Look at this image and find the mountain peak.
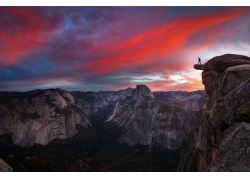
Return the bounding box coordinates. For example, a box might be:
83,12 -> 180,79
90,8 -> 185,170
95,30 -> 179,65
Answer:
132,84 -> 154,99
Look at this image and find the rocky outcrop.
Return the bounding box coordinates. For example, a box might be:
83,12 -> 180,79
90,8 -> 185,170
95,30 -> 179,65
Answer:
49,91 -> 67,108
0,158 -> 13,172
107,85 -> 198,149
202,54 -> 250,74
62,92 -> 75,104
178,54 -> 250,172
0,89 -> 90,147
193,64 -> 210,71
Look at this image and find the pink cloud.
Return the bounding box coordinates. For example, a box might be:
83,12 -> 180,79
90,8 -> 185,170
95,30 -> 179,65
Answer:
0,7 -> 61,67
77,7 -> 249,76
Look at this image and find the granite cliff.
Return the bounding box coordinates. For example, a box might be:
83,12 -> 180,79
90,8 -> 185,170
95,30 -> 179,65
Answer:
107,85 -> 198,149
0,84 -> 202,150
178,54 -> 250,172
0,88 -> 91,147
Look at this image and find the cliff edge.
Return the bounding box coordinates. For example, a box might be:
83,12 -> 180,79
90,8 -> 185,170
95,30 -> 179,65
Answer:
178,54 -> 250,172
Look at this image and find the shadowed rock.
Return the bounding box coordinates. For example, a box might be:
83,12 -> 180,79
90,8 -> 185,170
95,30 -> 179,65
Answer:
220,65 -> 250,95
179,54 -> 250,172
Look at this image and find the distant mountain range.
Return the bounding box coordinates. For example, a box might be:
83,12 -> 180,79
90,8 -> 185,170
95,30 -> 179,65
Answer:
2,53 -> 250,172
0,86 -> 204,149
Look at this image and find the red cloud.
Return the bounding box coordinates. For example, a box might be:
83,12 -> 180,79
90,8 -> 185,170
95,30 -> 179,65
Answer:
79,7 -> 249,76
0,7 -> 60,67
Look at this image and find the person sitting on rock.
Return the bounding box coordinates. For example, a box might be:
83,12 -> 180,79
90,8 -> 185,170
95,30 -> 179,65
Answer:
198,57 -> 201,64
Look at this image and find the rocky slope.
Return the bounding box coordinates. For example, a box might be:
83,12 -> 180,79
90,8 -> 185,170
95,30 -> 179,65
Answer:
106,85 -> 198,149
178,54 -> 250,172
0,88 -> 91,147
70,91 -> 108,117
100,88 -> 134,106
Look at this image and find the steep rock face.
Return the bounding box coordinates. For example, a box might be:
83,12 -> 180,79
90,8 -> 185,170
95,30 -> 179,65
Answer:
178,54 -> 250,172
207,122 -> 250,172
132,85 -> 154,99
107,85 -> 197,149
0,89 -> 90,147
0,158 -> 13,172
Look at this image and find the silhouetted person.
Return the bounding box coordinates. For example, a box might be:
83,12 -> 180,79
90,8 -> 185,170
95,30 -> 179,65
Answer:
198,57 -> 201,64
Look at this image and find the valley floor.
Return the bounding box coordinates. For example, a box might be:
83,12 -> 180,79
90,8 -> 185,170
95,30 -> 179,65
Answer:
0,115 -> 181,172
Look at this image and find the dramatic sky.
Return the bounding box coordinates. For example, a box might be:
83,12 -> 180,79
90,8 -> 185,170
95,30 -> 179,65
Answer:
1,6 -> 250,92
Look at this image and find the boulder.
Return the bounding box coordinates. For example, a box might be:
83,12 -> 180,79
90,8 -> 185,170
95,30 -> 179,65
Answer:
203,54 -> 250,74
220,65 -> 250,95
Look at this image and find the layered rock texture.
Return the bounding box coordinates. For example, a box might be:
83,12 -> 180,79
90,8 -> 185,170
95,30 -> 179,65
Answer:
0,89 -> 91,147
107,85 -> 198,149
0,158 -> 13,172
179,54 -> 250,172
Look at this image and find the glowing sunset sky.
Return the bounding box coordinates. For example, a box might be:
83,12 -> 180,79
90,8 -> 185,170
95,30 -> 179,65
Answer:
1,6 -> 250,92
